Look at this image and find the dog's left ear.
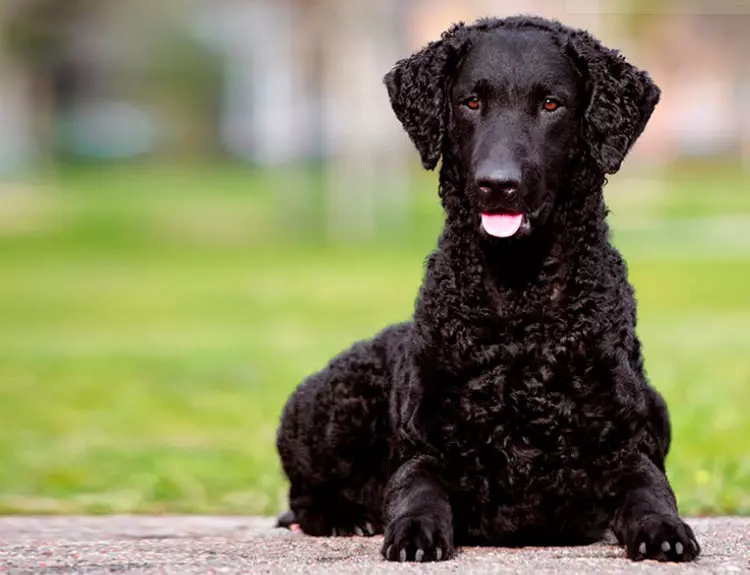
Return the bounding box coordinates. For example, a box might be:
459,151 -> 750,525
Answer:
566,30 -> 661,175
384,26 -> 464,170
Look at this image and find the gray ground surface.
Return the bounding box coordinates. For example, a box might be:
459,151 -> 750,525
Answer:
0,516 -> 747,574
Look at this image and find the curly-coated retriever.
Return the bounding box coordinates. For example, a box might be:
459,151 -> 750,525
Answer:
275,15 -> 700,564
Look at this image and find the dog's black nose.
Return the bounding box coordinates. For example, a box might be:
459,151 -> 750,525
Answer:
476,165 -> 521,196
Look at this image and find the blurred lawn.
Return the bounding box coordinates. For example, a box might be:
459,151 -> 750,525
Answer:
0,163 -> 748,516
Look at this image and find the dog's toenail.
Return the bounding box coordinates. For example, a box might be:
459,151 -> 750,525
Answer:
399,549 -> 407,562
415,549 -> 424,562
638,542 -> 647,555
661,541 -> 671,552
675,542 -> 684,555
354,526 -> 364,536
436,547 -> 443,561
364,522 -> 374,535
331,527 -> 338,536
385,545 -> 393,560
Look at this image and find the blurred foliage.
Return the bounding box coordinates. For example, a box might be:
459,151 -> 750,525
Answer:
144,29 -> 225,158
1,0 -> 95,66
0,0 -> 747,519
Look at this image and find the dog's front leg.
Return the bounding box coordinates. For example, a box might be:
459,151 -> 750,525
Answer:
612,454 -> 700,562
381,455 -> 454,562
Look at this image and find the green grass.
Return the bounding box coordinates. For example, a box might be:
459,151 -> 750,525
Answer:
0,163 -> 748,515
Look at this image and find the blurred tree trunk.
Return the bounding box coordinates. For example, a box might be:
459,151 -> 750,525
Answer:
1,0 -> 96,163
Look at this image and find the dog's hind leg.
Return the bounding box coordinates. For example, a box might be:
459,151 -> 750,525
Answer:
276,338 -> 394,536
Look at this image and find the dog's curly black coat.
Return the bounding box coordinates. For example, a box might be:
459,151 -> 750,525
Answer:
276,16 -> 700,563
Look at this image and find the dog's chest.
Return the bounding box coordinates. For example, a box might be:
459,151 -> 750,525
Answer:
436,340 -> 635,499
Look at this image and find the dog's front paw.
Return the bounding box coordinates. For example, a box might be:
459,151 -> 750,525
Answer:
382,513 -> 454,562
626,514 -> 700,562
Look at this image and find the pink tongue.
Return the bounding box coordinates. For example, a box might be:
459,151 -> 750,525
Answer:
481,212 -> 523,238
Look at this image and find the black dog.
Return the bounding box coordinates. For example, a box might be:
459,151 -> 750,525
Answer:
276,16 -> 700,563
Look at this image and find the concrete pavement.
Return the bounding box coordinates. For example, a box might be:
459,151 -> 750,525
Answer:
0,516 -> 748,574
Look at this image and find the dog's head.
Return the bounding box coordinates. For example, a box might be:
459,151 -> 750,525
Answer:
385,17 -> 660,241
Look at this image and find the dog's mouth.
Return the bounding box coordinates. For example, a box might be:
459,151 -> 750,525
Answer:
481,211 -> 525,238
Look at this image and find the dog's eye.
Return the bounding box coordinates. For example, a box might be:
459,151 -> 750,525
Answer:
463,97 -> 480,111
542,98 -> 561,112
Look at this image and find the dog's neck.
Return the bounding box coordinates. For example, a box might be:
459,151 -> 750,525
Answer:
412,163 -> 611,374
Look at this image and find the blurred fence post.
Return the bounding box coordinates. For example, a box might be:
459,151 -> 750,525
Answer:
0,6 -> 35,173
208,0 -> 320,237
319,0 -> 411,243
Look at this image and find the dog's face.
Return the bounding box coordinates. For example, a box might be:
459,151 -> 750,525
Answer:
385,17 -> 661,241
451,29 -> 582,238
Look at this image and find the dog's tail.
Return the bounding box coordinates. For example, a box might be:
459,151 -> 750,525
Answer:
276,509 -> 297,529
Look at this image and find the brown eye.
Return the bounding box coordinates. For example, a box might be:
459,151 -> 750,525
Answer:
463,97 -> 480,111
543,97 -> 561,112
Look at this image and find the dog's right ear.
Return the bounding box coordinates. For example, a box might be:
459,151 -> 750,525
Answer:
565,29 -> 661,175
384,27 -> 463,171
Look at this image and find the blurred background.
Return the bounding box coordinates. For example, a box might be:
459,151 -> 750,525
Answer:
0,0 -> 748,516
